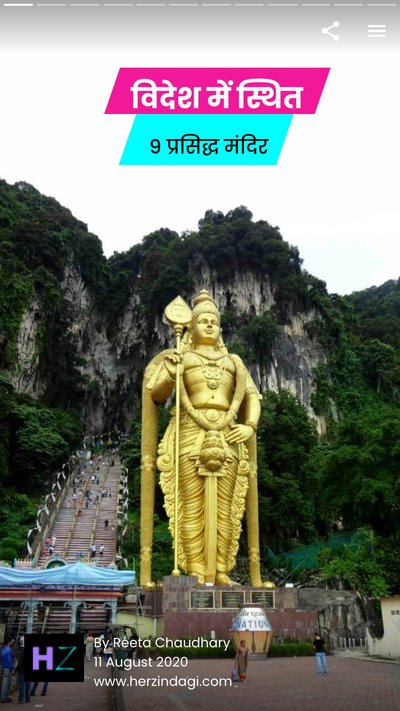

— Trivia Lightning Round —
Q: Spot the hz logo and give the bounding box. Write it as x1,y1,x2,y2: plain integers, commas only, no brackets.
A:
24,634,84,682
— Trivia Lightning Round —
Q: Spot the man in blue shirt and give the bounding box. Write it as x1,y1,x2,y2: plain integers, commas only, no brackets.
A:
0,638,15,703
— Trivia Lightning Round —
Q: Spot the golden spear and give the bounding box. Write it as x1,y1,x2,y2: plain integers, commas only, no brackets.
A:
164,296,192,576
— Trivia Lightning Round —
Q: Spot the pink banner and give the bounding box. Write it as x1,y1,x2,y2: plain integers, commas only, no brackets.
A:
106,68,330,115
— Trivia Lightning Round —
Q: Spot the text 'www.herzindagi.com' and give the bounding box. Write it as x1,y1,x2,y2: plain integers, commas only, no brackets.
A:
93,675,232,691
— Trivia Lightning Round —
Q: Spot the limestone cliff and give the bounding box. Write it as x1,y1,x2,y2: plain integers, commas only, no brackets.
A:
10,263,326,433
1,183,330,432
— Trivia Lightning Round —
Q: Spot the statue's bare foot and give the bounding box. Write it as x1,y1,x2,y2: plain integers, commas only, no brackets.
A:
250,579,276,588
215,573,240,586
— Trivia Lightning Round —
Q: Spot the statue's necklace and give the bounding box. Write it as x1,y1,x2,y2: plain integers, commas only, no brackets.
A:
195,353,227,390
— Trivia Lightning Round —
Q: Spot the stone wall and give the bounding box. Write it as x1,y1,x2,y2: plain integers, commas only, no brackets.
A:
299,589,367,645
163,609,318,642
160,578,366,645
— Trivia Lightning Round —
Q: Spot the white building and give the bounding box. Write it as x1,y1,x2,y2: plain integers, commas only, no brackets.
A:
367,596,400,659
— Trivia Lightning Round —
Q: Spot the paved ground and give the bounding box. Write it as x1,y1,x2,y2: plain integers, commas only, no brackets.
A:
119,656,400,711
9,655,400,711
10,659,112,711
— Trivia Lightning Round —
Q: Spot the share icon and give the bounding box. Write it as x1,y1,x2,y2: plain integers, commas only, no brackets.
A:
321,21,340,41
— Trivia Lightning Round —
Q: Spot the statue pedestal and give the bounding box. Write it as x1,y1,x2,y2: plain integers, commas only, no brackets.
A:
162,575,275,612
161,576,275,648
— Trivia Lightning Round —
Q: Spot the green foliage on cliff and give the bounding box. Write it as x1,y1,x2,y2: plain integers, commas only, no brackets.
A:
346,280,400,402
257,390,321,554
318,402,400,537
0,374,83,478
225,310,279,374
348,279,400,346
318,528,390,598
0,372,83,560
282,277,400,593
0,180,108,291
0,179,107,405
0,494,36,563
107,206,321,326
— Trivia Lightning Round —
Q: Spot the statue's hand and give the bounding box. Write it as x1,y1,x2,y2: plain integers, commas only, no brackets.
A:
225,424,254,444
164,351,183,380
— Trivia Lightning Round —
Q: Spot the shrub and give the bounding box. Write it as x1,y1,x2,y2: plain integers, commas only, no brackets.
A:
268,642,314,657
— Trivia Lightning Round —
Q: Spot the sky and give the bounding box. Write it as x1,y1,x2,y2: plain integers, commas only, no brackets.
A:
0,2,399,296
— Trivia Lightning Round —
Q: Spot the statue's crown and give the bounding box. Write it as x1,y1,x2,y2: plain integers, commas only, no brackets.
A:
191,290,220,321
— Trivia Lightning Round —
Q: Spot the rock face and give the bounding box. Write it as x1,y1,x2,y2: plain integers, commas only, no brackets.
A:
10,265,326,432
299,588,367,645
12,296,44,399
270,316,326,434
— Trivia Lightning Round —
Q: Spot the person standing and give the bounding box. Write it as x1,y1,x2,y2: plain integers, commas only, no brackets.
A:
313,632,328,674
85,633,95,661
126,628,139,660
16,641,31,704
0,638,15,703
235,640,249,681
31,681,49,697
103,637,113,664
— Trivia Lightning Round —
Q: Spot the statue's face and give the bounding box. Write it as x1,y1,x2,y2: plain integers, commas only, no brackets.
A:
192,312,220,345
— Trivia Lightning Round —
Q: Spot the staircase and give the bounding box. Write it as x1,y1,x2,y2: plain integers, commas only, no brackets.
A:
5,607,41,640
67,508,97,562
37,455,124,567
89,461,121,566
45,605,72,634
79,604,109,634
8,455,130,637
37,509,76,566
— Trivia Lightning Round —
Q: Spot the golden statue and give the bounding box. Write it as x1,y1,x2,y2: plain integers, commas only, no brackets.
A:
140,290,269,587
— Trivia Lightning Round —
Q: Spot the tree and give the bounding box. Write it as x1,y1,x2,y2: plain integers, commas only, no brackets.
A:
257,390,321,552
318,528,390,598
11,405,69,484
318,401,400,537
359,339,399,395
